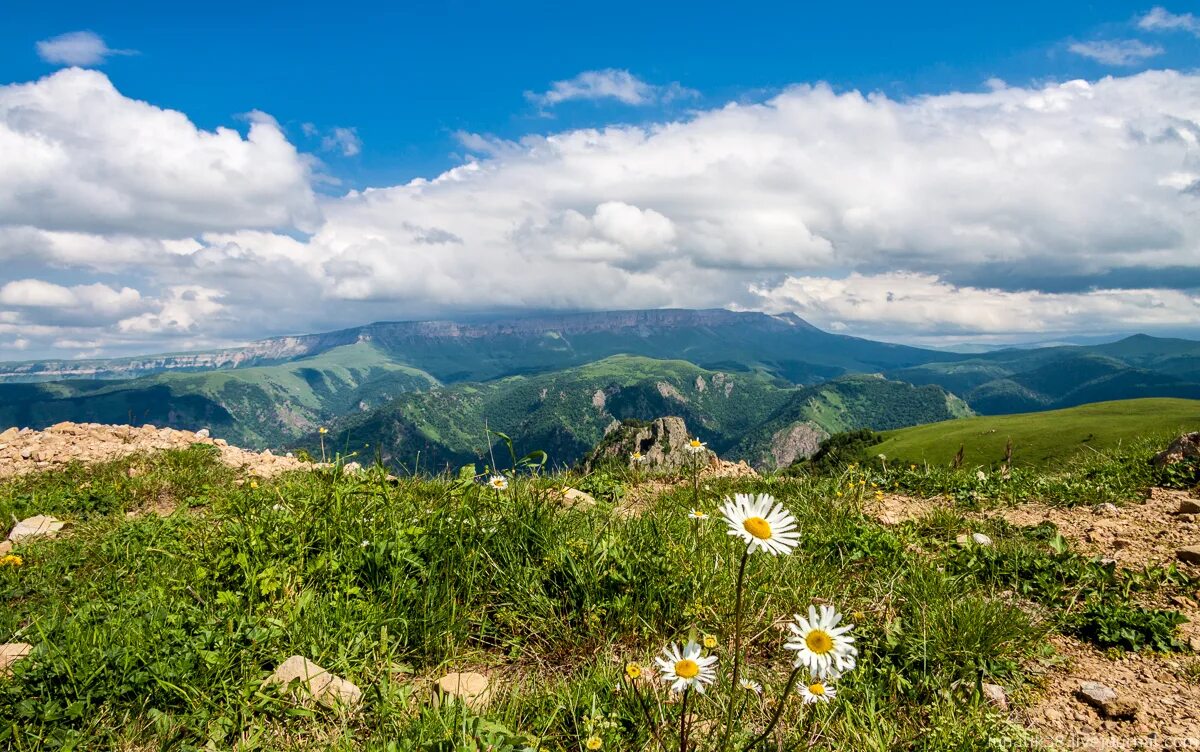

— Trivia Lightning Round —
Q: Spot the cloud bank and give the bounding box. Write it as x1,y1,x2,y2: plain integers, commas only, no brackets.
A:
2,67,1199,358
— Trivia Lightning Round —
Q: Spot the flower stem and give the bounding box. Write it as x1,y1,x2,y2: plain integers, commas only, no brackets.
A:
680,687,692,752
742,666,804,752
719,546,751,751
631,681,668,751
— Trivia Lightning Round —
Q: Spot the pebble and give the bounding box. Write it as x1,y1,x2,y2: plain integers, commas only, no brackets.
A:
433,671,492,710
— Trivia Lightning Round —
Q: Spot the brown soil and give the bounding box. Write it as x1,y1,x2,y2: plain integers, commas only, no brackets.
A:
868,488,1200,750
0,422,312,479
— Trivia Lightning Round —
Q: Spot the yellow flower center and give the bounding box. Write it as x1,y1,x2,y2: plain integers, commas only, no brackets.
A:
743,516,772,540
806,629,834,654
807,682,826,696
689,440,701,447
674,658,700,679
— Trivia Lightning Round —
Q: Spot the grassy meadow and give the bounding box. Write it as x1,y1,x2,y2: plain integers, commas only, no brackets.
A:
0,436,1197,750
870,398,1200,470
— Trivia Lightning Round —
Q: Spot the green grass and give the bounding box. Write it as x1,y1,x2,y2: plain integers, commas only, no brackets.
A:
1,438,1195,750
870,398,1200,470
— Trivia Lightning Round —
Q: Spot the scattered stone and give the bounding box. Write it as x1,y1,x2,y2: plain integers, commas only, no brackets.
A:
1177,546,1200,564
1178,499,1200,515
7,515,65,543
433,671,492,710
1112,538,1133,550
1093,502,1119,516
955,533,970,546
265,656,361,710
560,487,597,508
0,642,32,677
1179,513,1196,524
1153,432,1200,468
981,683,1008,711
972,532,994,546
1075,681,1140,721
342,461,362,474
195,428,210,439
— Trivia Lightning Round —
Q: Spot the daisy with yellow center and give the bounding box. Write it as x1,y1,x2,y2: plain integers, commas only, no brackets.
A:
739,678,763,694
785,605,857,678
688,509,709,520
630,451,646,463
0,554,23,568
488,475,509,491
687,438,707,455
799,679,837,704
654,640,717,694
719,493,799,556
586,735,603,750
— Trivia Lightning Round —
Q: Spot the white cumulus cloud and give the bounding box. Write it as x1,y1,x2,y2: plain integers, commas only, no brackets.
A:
1068,39,1164,66
36,31,135,67
1139,6,1200,36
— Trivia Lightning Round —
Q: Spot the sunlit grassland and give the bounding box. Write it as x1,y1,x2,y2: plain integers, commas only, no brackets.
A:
0,442,1196,750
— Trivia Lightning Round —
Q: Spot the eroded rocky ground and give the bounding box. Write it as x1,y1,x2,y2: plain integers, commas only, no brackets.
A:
0,422,311,479
871,487,1200,750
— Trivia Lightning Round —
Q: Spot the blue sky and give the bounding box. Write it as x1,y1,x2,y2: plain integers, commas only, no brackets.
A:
1,2,1199,358
4,0,1193,187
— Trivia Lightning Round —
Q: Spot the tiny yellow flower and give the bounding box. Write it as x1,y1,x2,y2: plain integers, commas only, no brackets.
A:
318,427,329,435
859,480,866,486
250,480,259,489
835,491,843,497
852,610,866,621
909,464,917,470
702,634,718,649
625,662,642,680
0,554,23,568
586,736,603,750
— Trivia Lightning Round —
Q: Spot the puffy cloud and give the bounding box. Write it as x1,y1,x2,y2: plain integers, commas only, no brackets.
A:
4,68,1200,358
1139,7,1200,36
525,69,697,108
322,127,362,157
0,68,318,238
1067,40,1163,66
0,279,143,325
35,31,134,67
752,273,1200,337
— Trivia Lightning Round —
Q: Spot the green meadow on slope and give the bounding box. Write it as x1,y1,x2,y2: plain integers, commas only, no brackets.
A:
0,343,437,448
869,398,1200,469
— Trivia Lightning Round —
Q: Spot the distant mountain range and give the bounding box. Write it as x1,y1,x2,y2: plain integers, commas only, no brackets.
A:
1,309,1197,470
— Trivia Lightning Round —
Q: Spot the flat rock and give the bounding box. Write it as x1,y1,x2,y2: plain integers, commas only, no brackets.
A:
982,682,1008,711
1075,681,1139,721
0,541,10,556
1093,503,1119,516
0,642,32,676
1177,546,1200,564
433,671,492,710
972,533,994,546
560,487,597,508
7,515,65,543
265,656,361,710
1178,499,1200,515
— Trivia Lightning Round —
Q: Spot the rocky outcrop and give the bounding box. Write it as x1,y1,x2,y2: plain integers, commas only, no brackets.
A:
767,421,828,468
0,422,312,478
582,416,714,473
1153,433,1200,468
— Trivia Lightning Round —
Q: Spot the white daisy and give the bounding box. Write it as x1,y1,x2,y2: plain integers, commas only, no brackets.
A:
738,678,763,694
799,678,837,704
688,509,709,520
687,438,707,455
631,451,648,463
654,640,717,694
719,493,800,556
784,605,857,678
488,475,509,491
